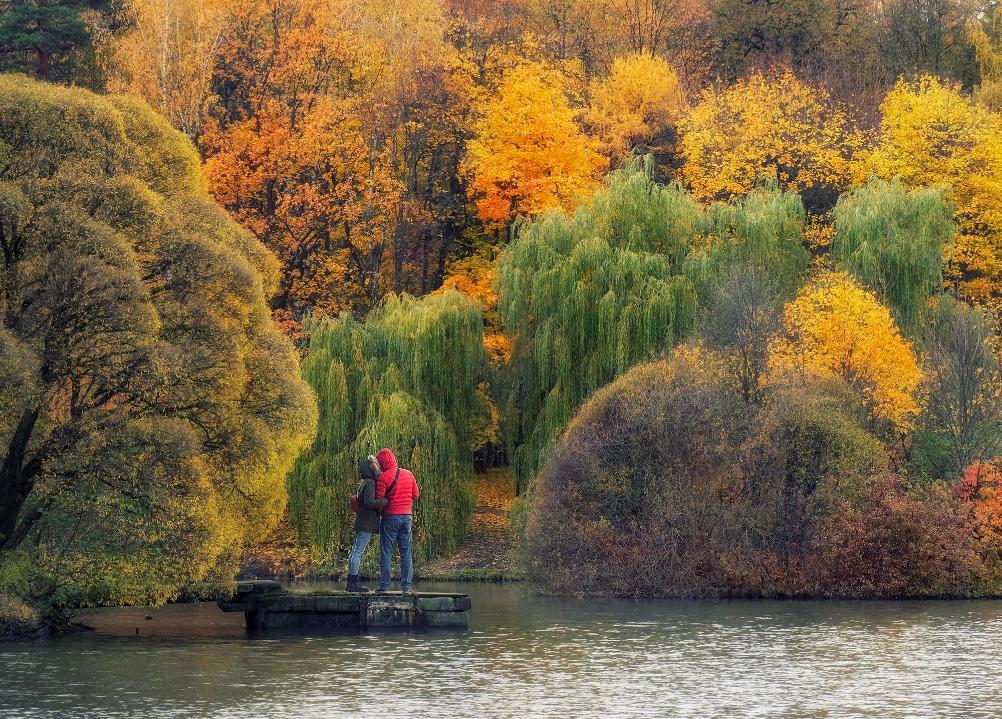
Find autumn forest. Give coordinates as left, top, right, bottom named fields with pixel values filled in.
left=5, top=0, right=1002, bottom=632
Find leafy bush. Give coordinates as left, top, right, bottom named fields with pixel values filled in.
left=0, top=74, right=317, bottom=617
left=525, top=349, right=885, bottom=596
left=0, top=594, right=43, bottom=640
left=525, top=347, right=1002, bottom=598
left=799, top=475, right=993, bottom=598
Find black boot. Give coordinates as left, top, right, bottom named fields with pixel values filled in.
left=346, top=575, right=369, bottom=593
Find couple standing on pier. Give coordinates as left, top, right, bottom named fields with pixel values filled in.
left=348, top=448, right=420, bottom=594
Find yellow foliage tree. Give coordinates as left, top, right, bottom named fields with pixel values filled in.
left=863, top=76, right=1002, bottom=304
left=770, top=271, right=922, bottom=429
left=584, top=52, right=686, bottom=161
left=970, top=9, right=1002, bottom=113
left=104, top=0, right=230, bottom=140
left=680, top=70, right=861, bottom=210
left=464, top=63, right=608, bottom=229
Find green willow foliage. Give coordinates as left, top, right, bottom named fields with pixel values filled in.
left=698, top=188, right=809, bottom=296
left=498, top=164, right=808, bottom=494
left=0, top=75, right=317, bottom=614
left=831, top=178, right=955, bottom=334
left=288, top=291, right=485, bottom=566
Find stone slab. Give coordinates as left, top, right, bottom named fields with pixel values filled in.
left=419, top=611, right=469, bottom=628
left=367, top=604, right=416, bottom=628
left=261, top=611, right=361, bottom=631
left=234, top=580, right=283, bottom=595
left=218, top=589, right=469, bottom=632
left=416, top=595, right=471, bottom=612
left=313, top=595, right=365, bottom=612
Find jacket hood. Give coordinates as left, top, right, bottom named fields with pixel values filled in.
left=358, top=457, right=379, bottom=481
left=376, top=448, right=397, bottom=472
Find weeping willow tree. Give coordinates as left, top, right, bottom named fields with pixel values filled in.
left=498, top=162, right=809, bottom=495
left=288, top=291, right=485, bottom=567
left=697, top=187, right=809, bottom=298
left=831, top=179, right=955, bottom=335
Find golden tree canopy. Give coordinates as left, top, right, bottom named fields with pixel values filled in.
left=464, top=63, right=608, bottom=229
left=584, top=52, right=685, bottom=160
left=770, top=271, right=923, bottom=429
left=680, top=70, right=860, bottom=208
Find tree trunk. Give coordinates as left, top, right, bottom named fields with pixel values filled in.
left=0, top=409, right=40, bottom=548
left=36, top=48, right=49, bottom=81
left=392, top=205, right=405, bottom=293
left=435, top=220, right=455, bottom=289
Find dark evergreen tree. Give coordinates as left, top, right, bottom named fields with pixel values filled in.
left=0, top=0, right=116, bottom=83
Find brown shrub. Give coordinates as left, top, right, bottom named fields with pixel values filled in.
left=772, top=475, right=996, bottom=598
left=0, top=594, right=44, bottom=641
left=524, top=348, right=1002, bottom=597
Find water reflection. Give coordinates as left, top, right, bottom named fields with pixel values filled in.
left=1, top=582, right=999, bottom=718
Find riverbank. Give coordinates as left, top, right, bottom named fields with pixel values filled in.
left=0, top=594, right=46, bottom=641
left=418, top=469, right=523, bottom=582
left=239, top=468, right=523, bottom=583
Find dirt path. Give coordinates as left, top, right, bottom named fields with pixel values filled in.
left=419, top=468, right=521, bottom=580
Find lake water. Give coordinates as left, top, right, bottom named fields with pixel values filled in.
left=2, top=581, right=1001, bottom=718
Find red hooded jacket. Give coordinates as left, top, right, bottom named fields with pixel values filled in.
left=375, top=448, right=419, bottom=516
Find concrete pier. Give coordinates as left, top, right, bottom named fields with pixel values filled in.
left=218, top=580, right=470, bottom=632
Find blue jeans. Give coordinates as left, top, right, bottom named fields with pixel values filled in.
left=379, top=515, right=413, bottom=592
left=348, top=531, right=373, bottom=576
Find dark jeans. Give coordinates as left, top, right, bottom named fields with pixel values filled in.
left=379, top=514, right=413, bottom=592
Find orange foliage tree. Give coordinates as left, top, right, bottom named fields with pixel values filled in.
left=199, top=0, right=397, bottom=327
left=111, top=0, right=478, bottom=330
left=440, top=253, right=510, bottom=365
left=464, top=63, right=607, bottom=230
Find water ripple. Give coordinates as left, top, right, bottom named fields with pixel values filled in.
left=1, top=584, right=1000, bottom=718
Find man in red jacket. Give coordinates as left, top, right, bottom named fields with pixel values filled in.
left=374, top=447, right=420, bottom=593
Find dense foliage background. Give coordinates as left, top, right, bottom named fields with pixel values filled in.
left=6, top=0, right=1002, bottom=621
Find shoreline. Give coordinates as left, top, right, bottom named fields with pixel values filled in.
left=6, top=581, right=1002, bottom=641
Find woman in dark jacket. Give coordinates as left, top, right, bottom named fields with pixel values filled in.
left=347, top=456, right=386, bottom=593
